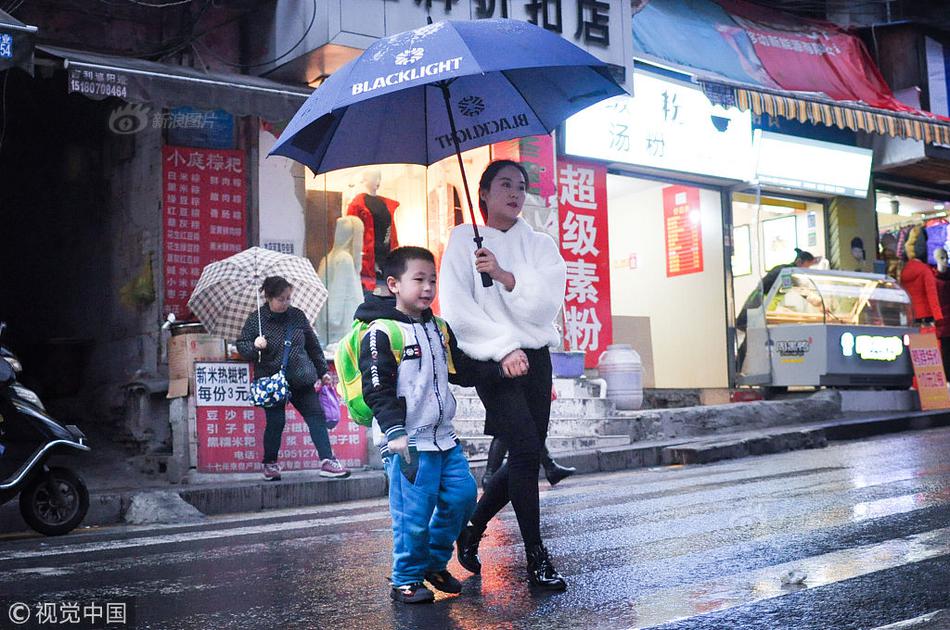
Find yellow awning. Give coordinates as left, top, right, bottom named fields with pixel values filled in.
left=734, top=88, right=950, bottom=145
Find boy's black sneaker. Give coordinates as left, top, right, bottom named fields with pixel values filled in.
left=390, top=582, right=435, bottom=604
left=424, top=569, right=462, bottom=593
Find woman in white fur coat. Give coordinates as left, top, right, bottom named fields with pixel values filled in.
left=440, top=160, right=568, bottom=591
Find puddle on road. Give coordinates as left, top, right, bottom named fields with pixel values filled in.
left=617, top=527, right=950, bottom=629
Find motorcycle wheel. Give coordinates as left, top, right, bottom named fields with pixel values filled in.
left=19, top=467, right=89, bottom=536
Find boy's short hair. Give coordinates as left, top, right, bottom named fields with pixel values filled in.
left=383, top=246, right=436, bottom=282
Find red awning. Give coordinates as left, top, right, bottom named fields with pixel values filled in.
left=633, top=0, right=950, bottom=144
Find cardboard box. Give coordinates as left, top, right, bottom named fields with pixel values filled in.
left=167, top=333, right=226, bottom=399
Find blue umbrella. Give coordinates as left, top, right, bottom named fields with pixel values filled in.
left=270, top=18, right=626, bottom=286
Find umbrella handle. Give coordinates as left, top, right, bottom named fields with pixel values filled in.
left=474, top=236, right=492, bottom=288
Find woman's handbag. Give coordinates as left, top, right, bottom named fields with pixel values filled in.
left=251, top=326, right=294, bottom=408
left=319, top=384, right=342, bottom=430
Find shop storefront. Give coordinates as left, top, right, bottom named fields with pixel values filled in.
left=731, top=129, right=875, bottom=384
left=560, top=69, right=878, bottom=390
left=0, top=43, right=310, bottom=455
left=875, top=187, right=950, bottom=285
left=561, top=70, right=753, bottom=390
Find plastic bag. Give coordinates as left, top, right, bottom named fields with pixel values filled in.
left=319, top=384, right=342, bottom=430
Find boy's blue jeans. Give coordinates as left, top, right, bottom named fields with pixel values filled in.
left=385, top=445, right=477, bottom=587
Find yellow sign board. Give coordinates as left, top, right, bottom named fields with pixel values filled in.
left=908, top=333, right=950, bottom=411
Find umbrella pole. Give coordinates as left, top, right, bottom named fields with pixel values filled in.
left=438, top=82, right=493, bottom=288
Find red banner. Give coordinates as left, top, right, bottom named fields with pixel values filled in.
left=195, top=363, right=367, bottom=473
left=663, top=185, right=704, bottom=277
left=196, top=407, right=367, bottom=473
left=716, top=0, right=918, bottom=113
left=162, top=146, right=247, bottom=320
left=557, top=158, right=612, bottom=368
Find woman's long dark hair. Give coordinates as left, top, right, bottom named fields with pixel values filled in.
left=477, top=159, right=530, bottom=223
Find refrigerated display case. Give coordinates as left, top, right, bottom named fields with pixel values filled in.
left=738, top=268, right=915, bottom=387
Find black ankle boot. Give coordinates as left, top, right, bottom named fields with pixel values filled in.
left=456, top=526, right=483, bottom=574
left=542, top=453, right=576, bottom=487
left=526, top=543, right=567, bottom=591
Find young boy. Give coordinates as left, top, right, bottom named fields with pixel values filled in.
left=357, top=246, right=509, bottom=604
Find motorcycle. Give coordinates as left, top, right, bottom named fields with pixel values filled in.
left=0, top=322, right=91, bottom=535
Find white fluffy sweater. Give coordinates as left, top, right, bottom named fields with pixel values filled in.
left=439, top=218, right=567, bottom=362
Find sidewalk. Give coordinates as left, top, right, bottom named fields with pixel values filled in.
left=2, top=390, right=948, bottom=535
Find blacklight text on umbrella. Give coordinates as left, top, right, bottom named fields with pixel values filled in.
left=434, top=113, right=532, bottom=150
left=351, top=56, right=463, bottom=96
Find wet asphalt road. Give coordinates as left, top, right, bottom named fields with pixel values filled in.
left=0, top=428, right=948, bottom=630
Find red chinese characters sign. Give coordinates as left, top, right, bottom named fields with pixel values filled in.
left=162, top=146, right=247, bottom=319
left=663, top=185, right=704, bottom=278
left=557, top=159, right=612, bottom=368
left=908, top=333, right=950, bottom=411
left=195, top=362, right=367, bottom=473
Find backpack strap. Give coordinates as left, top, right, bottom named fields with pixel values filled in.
left=431, top=316, right=455, bottom=375
left=374, top=319, right=405, bottom=363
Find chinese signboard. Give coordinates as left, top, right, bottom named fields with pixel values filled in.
left=194, top=362, right=368, bottom=472
left=338, top=1, right=634, bottom=92
left=753, top=130, right=872, bottom=198
left=0, top=23, right=34, bottom=74
left=557, top=158, right=612, bottom=367
left=67, top=67, right=130, bottom=99
left=663, top=185, right=703, bottom=277
left=563, top=73, right=752, bottom=180
left=908, top=334, right=950, bottom=411
left=162, top=146, right=247, bottom=319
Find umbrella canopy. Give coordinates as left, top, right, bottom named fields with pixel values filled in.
left=269, top=18, right=626, bottom=174
left=188, top=247, right=328, bottom=340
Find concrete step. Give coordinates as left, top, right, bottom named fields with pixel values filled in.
left=453, top=415, right=612, bottom=438
left=458, top=433, right=630, bottom=459
left=453, top=392, right=615, bottom=420
left=662, top=427, right=828, bottom=465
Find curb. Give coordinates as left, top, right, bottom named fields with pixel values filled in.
left=2, top=410, right=948, bottom=536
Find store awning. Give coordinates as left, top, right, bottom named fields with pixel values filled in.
left=37, top=46, right=311, bottom=121
left=632, top=0, right=950, bottom=145
left=0, top=9, right=37, bottom=74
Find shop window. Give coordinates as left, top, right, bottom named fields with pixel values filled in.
left=731, top=194, right=826, bottom=326
left=301, top=149, right=491, bottom=347
left=607, top=175, right=728, bottom=389
left=876, top=190, right=950, bottom=279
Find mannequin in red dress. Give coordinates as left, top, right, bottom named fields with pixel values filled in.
left=346, top=170, right=399, bottom=293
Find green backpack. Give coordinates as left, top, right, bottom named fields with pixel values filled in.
left=334, top=317, right=453, bottom=426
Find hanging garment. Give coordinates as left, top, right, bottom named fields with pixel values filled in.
left=347, top=192, right=400, bottom=291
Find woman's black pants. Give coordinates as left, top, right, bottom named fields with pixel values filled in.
left=262, top=385, right=334, bottom=464
left=469, top=347, right=551, bottom=548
